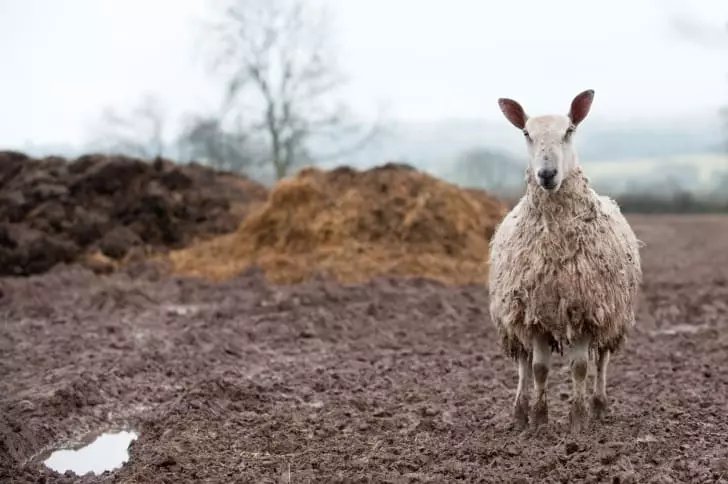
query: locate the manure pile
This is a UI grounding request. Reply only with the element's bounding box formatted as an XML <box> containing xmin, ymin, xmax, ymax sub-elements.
<box><xmin>0</xmin><ymin>151</ymin><xmax>267</xmax><ymax>276</ymax></box>
<box><xmin>170</xmin><ymin>162</ymin><xmax>509</xmax><ymax>285</ymax></box>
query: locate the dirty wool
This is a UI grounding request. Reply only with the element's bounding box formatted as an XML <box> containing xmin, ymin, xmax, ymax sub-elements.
<box><xmin>489</xmin><ymin>166</ymin><xmax>642</xmax><ymax>359</ymax></box>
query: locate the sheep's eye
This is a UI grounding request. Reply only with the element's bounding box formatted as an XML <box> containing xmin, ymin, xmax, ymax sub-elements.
<box><xmin>523</xmin><ymin>130</ymin><xmax>532</xmax><ymax>142</ymax></box>
<box><xmin>563</xmin><ymin>125</ymin><xmax>575</xmax><ymax>142</ymax></box>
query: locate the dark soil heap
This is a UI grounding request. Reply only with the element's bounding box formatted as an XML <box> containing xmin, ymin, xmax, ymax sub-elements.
<box><xmin>170</xmin><ymin>162</ymin><xmax>509</xmax><ymax>285</ymax></box>
<box><xmin>0</xmin><ymin>151</ymin><xmax>268</xmax><ymax>276</ymax></box>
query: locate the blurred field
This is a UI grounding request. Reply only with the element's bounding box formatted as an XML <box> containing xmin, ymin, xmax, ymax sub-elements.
<box><xmin>584</xmin><ymin>153</ymin><xmax>728</xmax><ymax>187</ymax></box>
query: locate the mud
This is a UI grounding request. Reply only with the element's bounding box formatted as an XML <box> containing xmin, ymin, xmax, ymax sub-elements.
<box><xmin>1</xmin><ymin>214</ymin><xmax>728</xmax><ymax>483</ymax></box>
<box><xmin>0</xmin><ymin>151</ymin><xmax>267</xmax><ymax>276</ymax></box>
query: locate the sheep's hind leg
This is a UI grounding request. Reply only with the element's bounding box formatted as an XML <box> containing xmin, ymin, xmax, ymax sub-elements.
<box><xmin>531</xmin><ymin>334</ymin><xmax>551</xmax><ymax>428</ymax></box>
<box><xmin>591</xmin><ymin>348</ymin><xmax>610</xmax><ymax>421</ymax></box>
<box><xmin>513</xmin><ymin>351</ymin><xmax>532</xmax><ymax>430</ymax></box>
<box><xmin>568</xmin><ymin>334</ymin><xmax>591</xmax><ymax>433</ymax></box>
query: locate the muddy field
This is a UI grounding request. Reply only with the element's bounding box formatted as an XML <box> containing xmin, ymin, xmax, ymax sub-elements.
<box><xmin>1</xmin><ymin>214</ymin><xmax>728</xmax><ymax>483</ymax></box>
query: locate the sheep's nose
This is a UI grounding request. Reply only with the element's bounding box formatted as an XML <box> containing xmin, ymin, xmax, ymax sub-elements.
<box><xmin>537</xmin><ymin>168</ymin><xmax>557</xmax><ymax>182</ymax></box>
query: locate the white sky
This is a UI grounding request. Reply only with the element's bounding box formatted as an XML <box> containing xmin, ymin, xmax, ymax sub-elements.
<box><xmin>0</xmin><ymin>0</ymin><xmax>726</xmax><ymax>148</ymax></box>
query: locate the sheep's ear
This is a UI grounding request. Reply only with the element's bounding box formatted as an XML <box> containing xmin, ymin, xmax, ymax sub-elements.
<box><xmin>498</xmin><ymin>98</ymin><xmax>528</xmax><ymax>130</ymax></box>
<box><xmin>568</xmin><ymin>89</ymin><xmax>595</xmax><ymax>126</ymax></box>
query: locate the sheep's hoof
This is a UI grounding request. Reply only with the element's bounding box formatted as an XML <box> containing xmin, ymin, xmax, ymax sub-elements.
<box><xmin>591</xmin><ymin>395</ymin><xmax>609</xmax><ymax>421</ymax></box>
<box><xmin>513</xmin><ymin>398</ymin><xmax>529</xmax><ymax>430</ymax></box>
<box><xmin>531</xmin><ymin>399</ymin><xmax>548</xmax><ymax>428</ymax></box>
<box><xmin>569</xmin><ymin>399</ymin><xmax>589</xmax><ymax>433</ymax></box>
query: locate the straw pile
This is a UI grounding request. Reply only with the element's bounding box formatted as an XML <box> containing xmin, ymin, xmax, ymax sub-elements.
<box><xmin>168</xmin><ymin>162</ymin><xmax>509</xmax><ymax>285</ymax></box>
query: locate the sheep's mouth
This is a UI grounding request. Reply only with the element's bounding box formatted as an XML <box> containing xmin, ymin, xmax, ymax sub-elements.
<box><xmin>539</xmin><ymin>180</ymin><xmax>559</xmax><ymax>192</ymax></box>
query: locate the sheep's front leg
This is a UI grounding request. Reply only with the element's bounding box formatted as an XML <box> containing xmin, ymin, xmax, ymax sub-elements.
<box><xmin>531</xmin><ymin>334</ymin><xmax>551</xmax><ymax>427</ymax></box>
<box><xmin>513</xmin><ymin>351</ymin><xmax>532</xmax><ymax>429</ymax></box>
<box><xmin>568</xmin><ymin>334</ymin><xmax>591</xmax><ymax>433</ymax></box>
<box><xmin>591</xmin><ymin>348</ymin><xmax>610</xmax><ymax>420</ymax></box>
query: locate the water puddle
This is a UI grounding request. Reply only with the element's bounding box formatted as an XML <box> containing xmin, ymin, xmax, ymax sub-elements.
<box><xmin>43</xmin><ymin>430</ymin><xmax>138</xmax><ymax>475</ymax></box>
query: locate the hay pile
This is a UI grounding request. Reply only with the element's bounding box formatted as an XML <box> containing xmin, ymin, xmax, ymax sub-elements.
<box><xmin>0</xmin><ymin>152</ymin><xmax>268</xmax><ymax>276</ymax></box>
<box><xmin>169</xmin><ymin>162</ymin><xmax>509</xmax><ymax>285</ymax></box>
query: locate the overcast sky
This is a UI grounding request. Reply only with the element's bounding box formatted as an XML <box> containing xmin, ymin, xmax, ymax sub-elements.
<box><xmin>0</xmin><ymin>0</ymin><xmax>726</xmax><ymax>148</ymax></box>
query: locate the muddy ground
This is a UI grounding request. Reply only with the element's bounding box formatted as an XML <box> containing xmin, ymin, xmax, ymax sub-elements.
<box><xmin>1</xmin><ymin>214</ymin><xmax>728</xmax><ymax>483</ymax></box>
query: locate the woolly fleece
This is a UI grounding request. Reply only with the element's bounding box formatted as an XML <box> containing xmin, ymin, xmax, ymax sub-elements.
<box><xmin>488</xmin><ymin>166</ymin><xmax>642</xmax><ymax>360</ymax></box>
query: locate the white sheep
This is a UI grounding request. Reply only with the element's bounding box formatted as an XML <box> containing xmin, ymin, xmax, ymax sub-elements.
<box><xmin>488</xmin><ymin>90</ymin><xmax>642</xmax><ymax>433</ymax></box>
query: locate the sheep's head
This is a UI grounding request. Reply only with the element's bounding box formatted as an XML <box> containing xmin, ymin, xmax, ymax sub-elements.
<box><xmin>497</xmin><ymin>90</ymin><xmax>595</xmax><ymax>193</ymax></box>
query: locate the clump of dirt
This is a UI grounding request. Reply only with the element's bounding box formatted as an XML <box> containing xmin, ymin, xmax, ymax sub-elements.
<box><xmin>169</xmin><ymin>162</ymin><xmax>509</xmax><ymax>285</ymax></box>
<box><xmin>0</xmin><ymin>151</ymin><xmax>268</xmax><ymax>276</ymax></box>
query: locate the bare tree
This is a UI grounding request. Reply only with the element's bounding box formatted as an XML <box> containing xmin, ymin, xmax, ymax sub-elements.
<box><xmin>177</xmin><ymin>113</ymin><xmax>259</xmax><ymax>172</ymax></box>
<box><xmin>206</xmin><ymin>0</ymin><xmax>380</xmax><ymax>180</ymax></box>
<box><xmin>89</xmin><ymin>94</ymin><xmax>168</xmax><ymax>159</ymax></box>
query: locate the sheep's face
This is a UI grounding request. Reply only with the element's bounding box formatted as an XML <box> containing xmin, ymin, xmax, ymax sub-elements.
<box><xmin>497</xmin><ymin>90</ymin><xmax>595</xmax><ymax>193</ymax></box>
<box><xmin>522</xmin><ymin>115</ymin><xmax>575</xmax><ymax>191</ymax></box>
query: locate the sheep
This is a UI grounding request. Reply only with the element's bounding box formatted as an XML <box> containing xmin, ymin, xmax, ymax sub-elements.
<box><xmin>487</xmin><ymin>89</ymin><xmax>642</xmax><ymax>433</ymax></box>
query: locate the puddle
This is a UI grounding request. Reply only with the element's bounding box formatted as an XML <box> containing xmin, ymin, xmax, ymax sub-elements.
<box><xmin>43</xmin><ymin>430</ymin><xmax>138</xmax><ymax>475</ymax></box>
